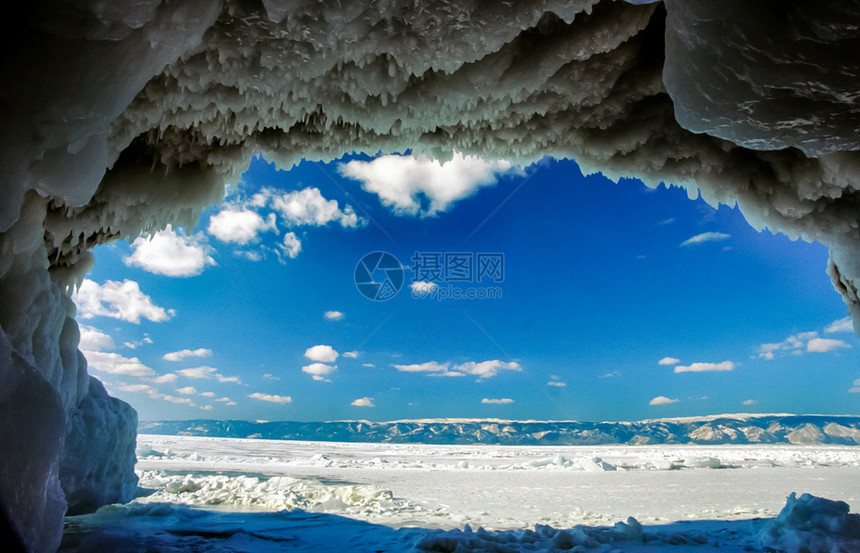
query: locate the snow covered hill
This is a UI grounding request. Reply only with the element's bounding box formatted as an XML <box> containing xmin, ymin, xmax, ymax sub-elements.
<box><xmin>139</xmin><ymin>414</ymin><xmax>860</xmax><ymax>446</ymax></box>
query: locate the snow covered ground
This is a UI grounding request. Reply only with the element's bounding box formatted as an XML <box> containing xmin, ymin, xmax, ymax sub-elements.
<box><xmin>60</xmin><ymin>434</ymin><xmax>860</xmax><ymax>552</ymax></box>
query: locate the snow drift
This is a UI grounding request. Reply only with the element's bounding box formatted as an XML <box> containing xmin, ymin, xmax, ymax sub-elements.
<box><xmin>1</xmin><ymin>1</ymin><xmax>859</xmax><ymax>551</ymax></box>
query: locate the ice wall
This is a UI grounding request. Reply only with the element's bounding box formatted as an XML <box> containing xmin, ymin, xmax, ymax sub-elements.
<box><xmin>0</xmin><ymin>1</ymin><xmax>858</xmax><ymax>551</ymax></box>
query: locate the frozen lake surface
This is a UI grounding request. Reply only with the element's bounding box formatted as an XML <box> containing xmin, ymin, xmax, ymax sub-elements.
<box><xmin>61</xmin><ymin>435</ymin><xmax>860</xmax><ymax>552</ymax></box>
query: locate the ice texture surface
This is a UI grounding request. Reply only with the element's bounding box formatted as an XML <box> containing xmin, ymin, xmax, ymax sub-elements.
<box><xmin>57</xmin><ymin>435</ymin><xmax>860</xmax><ymax>552</ymax></box>
<box><xmin>1</xmin><ymin>1</ymin><xmax>860</xmax><ymax>551</ymax></box>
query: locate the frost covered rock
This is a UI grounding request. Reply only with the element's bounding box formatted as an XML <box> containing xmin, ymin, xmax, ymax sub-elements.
<box><xmin>60</xmin><ymin>377</ymin><xmax>139</xmax><ymax>515</ymax></box>
<box><xmin>1</xmin><ymin>1</ymin><xmax>860</xmax><ymax>551</ymax></box>
<box><xmin>759</xmin><ymin>493</ymin><xmax>860</xmax><ymax>553</ymax></box>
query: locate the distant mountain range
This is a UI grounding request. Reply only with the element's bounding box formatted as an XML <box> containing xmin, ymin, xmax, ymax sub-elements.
<box><xmin>139</xmin><ymin>414</ymin><xmax>860</xmax><ymax>446</ymax></box>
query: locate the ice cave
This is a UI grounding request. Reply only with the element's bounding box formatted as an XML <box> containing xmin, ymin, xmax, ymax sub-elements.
<box><xmin>1</xmin><ymin>1</ymin><xmax>859</xmax><ymax>551</ymax></box>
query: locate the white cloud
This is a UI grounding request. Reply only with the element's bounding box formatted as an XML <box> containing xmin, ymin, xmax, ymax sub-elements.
<box><xmin>161</xmin><ymin>395</ymin><xmax>195</xmax><ymax>406</ymax></box>
<box><xmin>208</xmin><ymin>208</ymin><xmax>276</xmax><ymax>245</ymax></box>
<box><xmin>658</xmin><ymin>357</ymin><xmax>680</xmax><ymax>366</ymax></box>
<box><xmin>305</xmin><ymin>345</ymin><xmax>339</xmax><ymax>363</ymax></box>
<box><xmin>163</xmin><ymin>348</ymin><xmax>212</xmax><ymax>362</ymax></box>
<box><xmin>679</xmin><ymin>232</ymin><xmax>731</xmax><ymax>247</ymax></box>
<box><xmin>362</xmin><ymin>363</ymin><xmax>375</xmax><ymax>368</ymax></box>
<box><xmin>78</xmin><ymin>325</ymin><xmax>115</xmax><ymax>352</ymax></box>
<box><xmin>302</xmin><ymin>363</ymin><xmax>336</xmax><ymax>381</ymax></box>
<box><xmin>200</xmin><ymin>405</ymin><xmax>214</xmax><ymax>411</ymax></box>
<box><xmin>758</xmin><ymin>331</ymin><xmax>816</xmax><ymax>359</ymax></box>
<box><xmin>343</xmin><ymin>351</ymin><xmax>359</xmax><ymax>359</ymax></box>
<box><xmin>742</xmin><ymin>399</ymin><xmax>757</xmax><ymax>406</ymax></box>
<box><xmin>176</xmin><ymin>386</ymin><xmax>197</xmax><ymax>395</ymax></box>
<box><xmin>394</xmin><ymin>361</ymin><xmax>451</xmax><ymax>374</ymax></box>
<box><xmin>154</xmin><ymin>373</ymin><xmax>178</xmax><ymax>383</ymax></box>
<box><xmin>547</xmin><ymin>381</ymin><xmax>566</xmax><ymax>387</ymax></box>
<box><xmin>351</xmin><ymin>397</ymin><xmax>375</xmax><ymax>407</ymax></box>
<box><xmin>200</xmin><ymin>392</ymin><xmax>215</xmax><ymax>398</ymax></box>
<box><xmin>481</xmin><ymin>398</ymin><xmax>514</xmax><ymax>404</ymax></box>
<box><xmin>674</xmin><ymin>361</ymin><xmax>735</xmax><ymax>373</ymax></box>
<box><xmin>215</xmin><ymin>397</ymin><xmax>233</xmax><ymax>402</ymax></box>
<box><xmin>825</xmin><ymin>317</ymin><xmax>854</xmax><ymax>334</ymax></box>
<box><xmin>393</xmin><ymin>360</ymin><xmax>521</xmax><ymax>380</ymax></box>
<box><xmin>457</xmin><ymin>360</ymin><xmax>522</xmax><ymax>379</ymax></box>
<box><xmin>83</xmin><ymin>350</ymin><xmax>156</xmax><ymax>378</ymax></box>
<box><xmin>410</xmin><ymin>281</ymin><xmax>438</xmax><ymax>294</ymax></box>
<box><xmin>598</xmin><ymin>371</ymin><xmax>620</xmax><ymax>378</ymax></box>
<box><xmin>123</xmin><ymin>336</ymin><xmax>152</xmax><ymax>349</ymax></box>
<box><xmin>74</xmin><ymin>279</ymin><xmax>173</xmax><ymax>323</ymax></box>
<box><xmin>339</xmin><ymin>151</ymin><xmax>518</xmax><ymax>217</ymax></box>
<box><xmin>279</xmin><ymin>232</ymin><xmax>302</xmax><ymax>259</ymax></box>
<box><xmin>258</xmin><ymin>187</ymin><xmax>363</xmax><ymax>228</ymax></box>
<box><xmin>216</xmin><ymin>374</ymin><xmax>242</xmax><ymax>384</ymax></box>
<box><xmin>850</xmin><ymin>378</ymin><xmax>860</xmax><ymax>394</ymax></box>
<box><xmin>248</xmin><ymin>392</ymin><xmax>292</xmax><ymax>404</ymax></box>
<box><xmin>807</xmin><ymin>338</ymin><xmax>851</xmax><ymax>353</ymax></box>
<box><xmin>234</xmin><ymin>250</ymin><xmax>265</xmax><ymax>262</ymax></box>
<box><xmin>177</xmin><ymin>366</ymin><xmax>217</xmax><ymax>379</ymax></box>
<box><xmin>124</xmin><ymin>225</ymin><xmax>215</xmax><ymax>277</ymax></box>
<box><xmin>325</xmin><ymin>310</ymin><xmax>345</xmax><ymax>321</ymax></box>
<box><xmin>263</xmin><ymin>373</ymin><xmax>280</xmax><ymax>380</ymax></box>
<box><xmin>117</xmin><ymin>383</ymin><xmax>155</xmax><ymax>394</ymax></box>
<box><xmin>649</xmin><ymin>396</ymin><xmax>679</xmax><ymax>405</ymax></box>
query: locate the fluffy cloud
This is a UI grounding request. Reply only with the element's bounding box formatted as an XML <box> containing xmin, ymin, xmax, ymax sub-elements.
<box><xmin>339</xmin><ymin>151</ymin><xmax>518</xmax><ymax>217</ymax></box>
<box><xmin>200</xmin><ymin>392</ymin><xmax>215</xmax><ymax>398</ymax></box>
<box><xmin>324</xmin><ymin>310</ymin><xmax>345</xmax><ymax>321</ymax></box>
<box><xmin>176</xmin><ymin>386</ymin><xmax>197</xmax><ymax>395</ymax></box>
<box><xmin>177</xmin><ymin>366</ymin><xmax>217</xmax><ymax>379</ymax></box>
<box><xmin>248</xmin><ymin>392</ymin><xmax>292</xmax><ymax>404</ymax></box>
<box><xmin>394</xmin><ymin>361</ymin><xmax>450</xmax><ymax>374</ymax></box>
<box><xmin>154</xmin><ymin>373</ymin><xmax>178</xmax><ymax>383</ymax></box>
<box><xmin>850</xmin><ymin>379</ymin><xmax>860</xmax><ymax>394</ymax></box>
<box><xmin>124</xmin><ymin>225</ymin><xmax>215</xmax><ymax>277</ymax></box>
<box><xmin>807</xmin><ymin>338</ymin><xmax>851</xmax><ymax>353</ymax></box>
<box><xmin>83</xmin><ymin>351</ymin><xmax>156</xmax><ymax>378</ymax></box>
<box><xmin>742</xmin><ymin>399</ymin><xmax>758</xmax><ymax>406</ymax></box>
<box><xmin>393</xmin><ymin>360</ymin><xmax>521</xmax><ymax>380</ymax></box>
<box><xmin>825</xmin><ymin>317</ymin><xmax>854</xmax><ymax>333</ymax></box>
<box><xmin>208</xmin><ymin>208</ymin><xmax>277</xmax><ymax>244</ymax></box>
<box><xmin>255</xmin><ymin>187</ymin><xmax>363</xmax><ymax>228</ymax></box>
<box><xmin>649</xmin><ymin>396</ymin><xmax>679</xmax><ymax>405</ymax></box>
<box><xmin>351</xmin><ymin>397</ymin><xmax>375</xmax><ymax>407</ymax></box>
<box><xmin>302</xmin><ymin>363</ymin><xmax>336</xmax><ymax>382</ymax></box>
<box><xmin>78</xmin><ymin>325</ymin><xmax>115</xmax><ymax>352</ymax></box>
<box><xmin>163</xmin><ymin>348</ymin><xmax>212</xmax><ymax>362</ymax></box>
<box><xmin>758</xmin><ymin>328</ymin><xmax>852</xmax><ymax>359</ymax></box>
<box><xmin>123</xmin><ymin>336</ymin><xmax>152</xmax><ymax>349</ymax></box>
<box><xmin>410</xmin><ymin>281</ymin><xmax>438</xmax><ymax>294</ymax></box>
<box><xmin>679</xmin><ymin>232</ymin><xmax>731</xmax><ymax>247</ymax></box>
<box><xmin>279</xmin><ymin>232</ymin><xmax>302</xmax><ymax>259</ymax></box>
<box><xmin>74</xmin><ymin>279</ymin><xmax>173</xmax><ymax>323</ymax></box>
<box><xmin>305</xmin><ymin>345</ymin><xmax>339</xmax><ymax>363</ymax></box>
<box><xmin>116</xmin><ymin>384</ymin><xmax>155</xmax><ymax>394</ymax></box>
<box><xmin>481</xmin><ymin>398</ymin><xmax>514</xmax><ymax>404</ymax></box>
<box><xmin>674</xmin><ymin>361</ymin><xmax>735</xmax><ymax>373</ymax></box>
<box><xmin>658</xmin><ymin>357</ymin><xmax>680</xmax><ymax>366</ymax></box>
<box><xmin>343</xmin><ymin>351</ymin><xmax>359</xmax><ymax>359</ymax></box>
<box><xmin>161</xmin><ymin>395</ymin><xmax>195</xmax><ymax>406</ymax></box>
<box><xmin>547</xmin><ymin>381</ymin><xmax>566</xmax><ymax>387</ymax></box>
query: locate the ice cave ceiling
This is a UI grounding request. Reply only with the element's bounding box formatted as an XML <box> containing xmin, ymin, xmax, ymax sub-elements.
<box><xmin>1</xmin><ymin>1</ymin><xmax>859</xmax><ymax>552</ymax></box>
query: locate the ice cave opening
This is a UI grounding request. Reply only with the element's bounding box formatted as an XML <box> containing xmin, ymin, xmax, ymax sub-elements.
<box><xmin>1</xmin><ymin>1</ymin><xmax>859</xmax><ymax>551</ymax></box>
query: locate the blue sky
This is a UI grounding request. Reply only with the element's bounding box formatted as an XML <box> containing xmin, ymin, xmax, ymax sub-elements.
<box><xmin>75</xmin><ymin>153</ymin><xmax>860</xmax><ymax>422</ymax></box>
